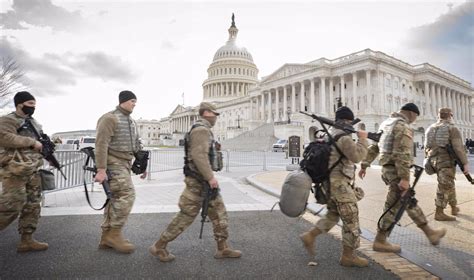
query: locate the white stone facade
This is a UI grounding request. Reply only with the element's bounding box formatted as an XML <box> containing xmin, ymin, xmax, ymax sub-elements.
<box><xmin>136</xmin><ymin>118</ymin><xmax>161</xmax><ymax>146</ymax></box>
<box><xmin>248</xmin><ymin>49</ymin><xmax>473</xmax><ymax>144</ymax></box>
<box><xmin>158</xmin><ymin>16</ymin><xmax>474</xmax><ymax>147</ymax></box>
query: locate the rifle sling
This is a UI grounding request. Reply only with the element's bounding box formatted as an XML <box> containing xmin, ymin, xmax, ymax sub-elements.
<box><xmin>82</xmin><ymin>153</ymin><xmax>110</xmax><ymax>210</ymax></box>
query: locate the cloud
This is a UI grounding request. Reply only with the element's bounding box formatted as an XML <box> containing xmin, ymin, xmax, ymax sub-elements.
<box><xmin>405</xmin><ymin>2</ymin><xmax>474</xmax><ymax>83</ymax></box>
<box><xmin>0</xmin><ymin>37</ymin><xmax>137</xmax><ymax>97</ymax></box>
<box><xmin>0</xmin><ymin>0</ymin><xmax>85</xmax><ymax>31</ymax></box>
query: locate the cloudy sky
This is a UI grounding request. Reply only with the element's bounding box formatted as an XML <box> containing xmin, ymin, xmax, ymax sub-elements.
<box><xmin>0</xmin><ymin>0</ymin><xmax>472</xmax><ymax>134</ymax></box>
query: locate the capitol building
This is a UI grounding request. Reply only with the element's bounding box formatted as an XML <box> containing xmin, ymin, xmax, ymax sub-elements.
<box><xmin>137</xmin><ymin>15</ymin><xmax>474</xmax><ymax>148</ymax></box>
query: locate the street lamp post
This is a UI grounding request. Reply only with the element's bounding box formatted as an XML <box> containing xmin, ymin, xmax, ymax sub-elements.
<box><xmin>237</xmin><ymin>115</ymin><xmax>241</xmax><ymax>129</ymax></box>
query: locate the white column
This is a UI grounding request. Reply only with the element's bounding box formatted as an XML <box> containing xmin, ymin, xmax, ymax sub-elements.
<box><xmin>275</xmin><ymin>88</ymin><xmax>280</xmax><ymax>121</ymax></box>
<box><xmin>260</xmin><ymin>93</ymin><xmax>265</xmax><ymax>120</ymax></box>
<box><xmin>340</xmin><ymin>75</ymin><xmax>345</xmax><ymax>106</ymax></box>
<box><xmin>283</xmin><ymin>86</ymin><xmax>288</xmax><ymax>120</ymax></box>
<box><xmin>455</xmin><ymin>92</ymin><xmax>460</xmax><ymax>122</ymax></box>
<box><xmin>464</xmin><ymin>95</ymin><xmax>468</xmax><ymax>123</ymax></box>
<box><xmin>220</xmin><ymin>83</ymin><xmax>224</xmax><ymax>97</ymax></box>
<box><xmin>249</xmin><ymin>98</ymin><xmax>253</xmax><ymax>120</ymax></box>
<box><xmin>329</xmin><ymin>78</ymin><xmax>334</xmax><ymax>115</ymax></box>
<box><xmin>436</xmin><ymin>84</ymin><xmax>441</xmax><ymax>113</ymax></box>
<box><xmin>430</xmin><ymin>83</ymin><xmax>436</xmax><ymax>117</ymax></box>
<box><xmin>442</xmin><ymin>86</ymin><xmax>447</xmax><ymax>108</ymax></box>
<box><xmin>310</xmin><ymin>79</ymin><xmax>315</xmax><ymax>113</ymax></box>
<box><xmin>320</xmin><ymin>77</ymin><xmax>326</xmax><ymax>115</ymax></box>
<box><xmin>463</xmin><ymin>94</ymin><xmax>467</xmax><ymax>123</ymax></box>
<box><xmin>352</xmin><ymin>72</ymin><xmax>357</xmax><ymax>112</ymax></box>
<box><xmin>469</xmin><ymin>97</ymin><xmax>473</xmax><ymax>124</ymax></box>
<box><xmin>291</xmin><ymin>83</ymin><xmax>296</xmax><ymax>113</ymax></box>
<box><xmin>255</xmin><ymin>96</ymin><xmax>260</xmax><ymax>120</ymax></box>
<box><xmin>267</xmin><ymin>91</ymin><xmax>272</xmax><ymax>122</ymax></box>
<box><xmin>300</xmin><ymin>82</ymin><xmax>305</xmax><ymax>111</ymax></box>
<box><xmin>424</xmin><ymin>81</ymin><xmax>430</xmax><ymax>117</ymax></box>
<box><xmin>447</xmin><ymin>89</ymin><xmax>452</xmax><ymax>109</ymax></box>
<box><xmin>391</xmin><ymin>76</ymin><xmax>396</xmax><ymax>112</ymax></box>
<box><xmin>379</xmin><ymin>71</ymin><xmax>385</xmax><ymax>114</ymax></box>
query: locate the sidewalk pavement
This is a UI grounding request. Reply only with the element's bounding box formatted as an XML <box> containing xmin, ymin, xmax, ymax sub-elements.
<box><xmin>247</xmin><ymin>165</ymin><xmax>474</xmax><ymax>279</ymax></box>
<box><xmin>1</xmin><ymin>169</ymin><xmax>400</xmax><ymax>280</ymax></box>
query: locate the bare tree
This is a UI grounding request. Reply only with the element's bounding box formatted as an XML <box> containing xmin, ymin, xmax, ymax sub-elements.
<box><xmin>0</xmin><ymin>57</ymin><xmax>27</xmax><ymax>108</ymax></box>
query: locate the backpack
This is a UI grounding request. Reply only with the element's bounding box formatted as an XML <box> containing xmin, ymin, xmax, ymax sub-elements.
<box><xmin>299</xmin><ymin>131</ymin><xmax>347</xmax><ymax>204</ymax></box>
<box><xmin>279</xmin><ymin>169</ymin><xmax>313</xmax><ymax>217</ymax></box>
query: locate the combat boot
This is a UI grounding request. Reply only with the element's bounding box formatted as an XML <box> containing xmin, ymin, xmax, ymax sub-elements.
<box><xmin>300</xmin><ymin>227</ymin><xmax>322</xmax><ymax>256</ymax></box>
<box><xmin>434</xmin><ymin>207</ymin><xmax>456</xmax><ymax>221</ymax></box>
<box><xmin>214</xmin><ymin>240</ymin><xmax>242</xmax><ymax>259</ymax></box>
<box><xmin>419</xmin><ymin>224</ymin><xmax>446</xmax><ymax>245</ymax></box>
<box><xmin>372</xmin><ymin>232</ymin><xmax>401</xmax><ymax>253</ymax></box>
<box><xmin>149</xmin><ymin>238</ymin><xmax>175</xmax><ymax>262</ymax></box>
<box><xmin>339</xmin><ymin>245</ymin><xmax>369</xmax><ymax>268</ymax></box>
<box><xmin>17</xmin><ymin>234</ymin><xmax>48</xmax><ymax>253</ymax></box>
<box><xmin>98</xmin><ymin>229</ymin><xmax>131</xmax><ymax>249</ymax></box>
<box><xmin>101</xmin><ymin>228</ymin><xmax>135</xmax><ymax>254</ymax></box>
<box><xmin>450</xmin><ymin>204</ymin><xmax>460</xmax><ymax>216</ymax></box>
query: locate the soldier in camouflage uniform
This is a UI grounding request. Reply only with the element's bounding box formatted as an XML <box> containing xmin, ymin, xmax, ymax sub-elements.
<box><xmin>149</xmin><ymin>102</ymin><xmax>241</xmax><ymax>262</ymax></box>
<box><xmin>94</xmin><ymin>90</ymin><xmax>146</xmax><ymax>254</ymax></box>
<box><xmin>424</xmin><ymin>108</ymin><xmax>469</xmax><ymax>221</ymax></box>
<box><xmin>358</xmin><ymin>103</ymin><xmax>446</xmax><ymax>253</ymax></box>
<box><xmin>0</xmin><ymin>91</ymin><xmax>48</xmax><ymax>252</ymax></box>
<box><xmin>300</xmin><ymin>106</ymin><xmax>370</xmax><ymax>267</ymax></box>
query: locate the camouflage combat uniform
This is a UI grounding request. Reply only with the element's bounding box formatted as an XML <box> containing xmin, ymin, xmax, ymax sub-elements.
<box><xmin>150</xmin><ymin>108</ymin><xmax>241</xmax><ymax>262</ymax></box>
<box><xmin>375</xmin><ymin>112</ymin><xmax>429</xmax><ymax>233</ymax></box>
<box><xmin>0</xmin><ymin>113</ymin><xmax>44</xmax><ymax>235</ymax></box>
<box><xmin>95</xmin><ymin>106</ymin><xmax>140</xmax><ymax>238</ymax></box>
<box><xmin>362</xmin><ymin>109</ymin><xmax>446</xmax><ymax>252</ymax></box>
<box><xmin>96</xmin><ymin>106</ymin><xmax>140</xmax><ymax>254</ymax></box>
<box><xmin>314</xmin><ymin>126</ymin><xmax>368</xmax><ymax>249</ymax></box>
<box><xmin>425</xmin><ymin>117</ymin><xmax>467</xmax><ymax>216</ymax></box>
<box><xmin>160</xmin><ymin>118</ymin><xmax>229</xmax><ymax>242</ymax></box>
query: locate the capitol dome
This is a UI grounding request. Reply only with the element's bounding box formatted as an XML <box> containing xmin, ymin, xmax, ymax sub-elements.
<box><xmin>203</xmin><ymin>14</ymin><xmax>259</xmax><ymax>103</ymax></box>
<box><xmin>213</xmin><ymin>37</ymin><xmax>254</xmax><ymax>62</ymax></box>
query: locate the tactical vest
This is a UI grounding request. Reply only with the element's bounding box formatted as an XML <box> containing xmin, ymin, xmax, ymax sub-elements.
<box><xmin>328</xmin><ymin>127</ymin><xmax>355</xmax><ymax>180</ymax></box>
<box><xmin>0</xmin><ymin>113</ymin><xmax>43</xmax><ymax>174</ymax></box>
<box><xmin>425</xmin><ymin>121</ymin><xmax>451</xmax><ymax>150</ymax></box>
<box><xmin>378</xmin><ymin>116</ymin><xmax>405</xmax><ymax>154</ymax></box>
<box><xmin>184</xmin><ymin>123</ymin><xmax>223</xmax><ymax>175</ymax></box>
<box><xmin>108</xmin><ymin>109</ymin><xmax>137</xmax><ymax>153</ymax></box>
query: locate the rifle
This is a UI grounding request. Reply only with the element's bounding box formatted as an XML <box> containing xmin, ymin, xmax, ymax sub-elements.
<box><xmin>446</xmin><ymin>144</ymin><xmax>474</xmax><ymax>184</ymax></box>
<box><xmin>378</xmin><ymin>164</ymin><xmax>424</xmax><ymax>232</ymax></box>
<box><xmin>80</xmin><ymin>147</ymin><xmax>112</xmax><ymax>210</ymax></box>
<box><xmin>183</xmin><ymin>125</ymin><xmax>220</xmax><ymax>238</ymax></box>
<box><xmin>18</xmin><ymin>118</ymin><xmax>67</xmax><ymax>180</ymax></box>
<box><xmin>300</xmin><ymin>111</ymin><xmax>382</xmax><ymax>142</ymax></box>
<box><xmin>199</xmin><ymin>180</ymin><xmax>218</xmax><ymax>239</ymax></box>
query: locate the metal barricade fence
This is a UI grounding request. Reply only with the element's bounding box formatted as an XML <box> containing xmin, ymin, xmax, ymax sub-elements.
<box><xmin>147</xmin><ymin>148</ymin><xmax>184</xmax><ymax>180</ymax></box>
<box><xmin>43</xmin><ymin>149</ymin><xmax>292</xmax><ymax>190</ymax></box>
<box><xmin>42</xmin><ymin>150</ymin><xmax>94</xmax><ymax>193</ymax></box>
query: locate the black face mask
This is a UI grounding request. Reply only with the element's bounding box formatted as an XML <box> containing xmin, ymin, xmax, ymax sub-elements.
<box><xmin>21</xmin><ymin>105</ymin><xmax>35</xmax><ymax>116</ymax></box>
